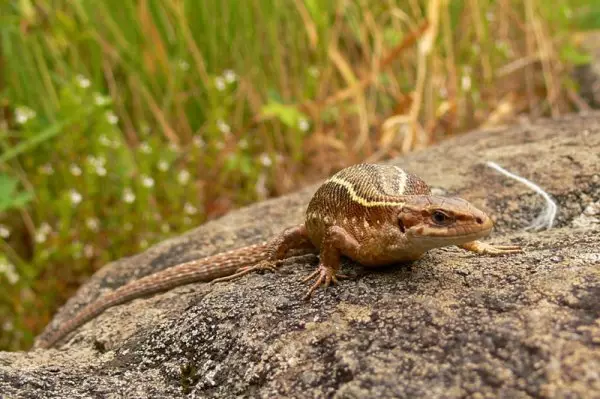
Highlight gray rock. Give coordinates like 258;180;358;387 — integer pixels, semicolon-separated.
2;112;600;398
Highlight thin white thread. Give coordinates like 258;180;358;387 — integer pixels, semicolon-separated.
486;161;556;230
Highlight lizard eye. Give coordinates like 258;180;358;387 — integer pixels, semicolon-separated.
431;210;452;225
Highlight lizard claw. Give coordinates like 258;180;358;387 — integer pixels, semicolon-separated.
460;241;523;256
211;260;279;284
301;265;348;300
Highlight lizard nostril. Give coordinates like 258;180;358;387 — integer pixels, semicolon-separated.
475;217;484;225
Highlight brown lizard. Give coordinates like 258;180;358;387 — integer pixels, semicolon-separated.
35;163;521;349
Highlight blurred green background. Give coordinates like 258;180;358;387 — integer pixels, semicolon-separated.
1;0;599;351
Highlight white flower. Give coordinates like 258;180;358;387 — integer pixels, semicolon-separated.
193;136;205;148
215;76;226;91
308;66;320;78
141;175;155;188
40;163;54;175
96;166;107;176
238;139;248;149
298;118;310;132
123;188;136;203
35;222;52;243
177;170;191;185
217;120;231;134
223;69;236;83
184;203;198;215
158;160;169;172
76;75;91;89
70;164;82;176
15;106;36;124
86;218;100;232
177;60;190;71
139;142;152;154
259;153;272;167
69;190;83;205
106;111;119;125
0;225;10;238
0;258;19;285
93;93;110;106
461;74;471;91
99;134;111;146
168;142;179;152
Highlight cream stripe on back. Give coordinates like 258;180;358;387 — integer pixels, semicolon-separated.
327;176;405;207
393;166;408;195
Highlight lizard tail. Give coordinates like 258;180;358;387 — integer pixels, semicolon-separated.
34;242;269;349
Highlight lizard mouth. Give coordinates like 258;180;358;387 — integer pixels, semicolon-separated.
407;224;493;244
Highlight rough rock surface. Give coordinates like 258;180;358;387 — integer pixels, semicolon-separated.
1;112;600;398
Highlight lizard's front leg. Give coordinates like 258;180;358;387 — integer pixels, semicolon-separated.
459;240;522;255
211;224;313;283
302;225;360;299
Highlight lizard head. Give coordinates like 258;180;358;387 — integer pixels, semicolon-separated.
397;196;494;248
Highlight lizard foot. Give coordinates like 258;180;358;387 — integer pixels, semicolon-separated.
211;260;279;284
460;241;523;256
301;265;348;300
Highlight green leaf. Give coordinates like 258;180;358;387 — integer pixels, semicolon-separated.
0;174;32;213
560;44;592;66
260;101;308;130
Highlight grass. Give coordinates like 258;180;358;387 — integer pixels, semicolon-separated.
0;0;598;351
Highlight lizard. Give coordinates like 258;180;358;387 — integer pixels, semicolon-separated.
34;163;522;349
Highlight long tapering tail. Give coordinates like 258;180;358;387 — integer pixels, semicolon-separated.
34;242;269;349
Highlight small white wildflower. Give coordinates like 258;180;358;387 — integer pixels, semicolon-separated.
485;11;495;21
259;153;272;167
35;223;51;244
15;106;36;124
139;142;152;154
69;189;83;205
106;111;119;125
177;170;191;185
298;118;310;132
161;223;171;233
193;136;205;148
308;66;320;78
0;225;10;239
461;75;472;91
40;163;54;175
238;138;248;149
76;75;91;89
84;244;95;258
223;69;236;83
93;93;110;106
123;188;136;203
158;160;169;172
141;175;155;188
178;60;190;71
86;218;100;232
96;165;107;176
70;164;82;176
0;258;19;285
184;203;198;215
215;76;226;91
99;134;111;146
217;119;231;134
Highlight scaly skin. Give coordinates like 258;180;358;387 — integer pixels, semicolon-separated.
35;163;521;349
